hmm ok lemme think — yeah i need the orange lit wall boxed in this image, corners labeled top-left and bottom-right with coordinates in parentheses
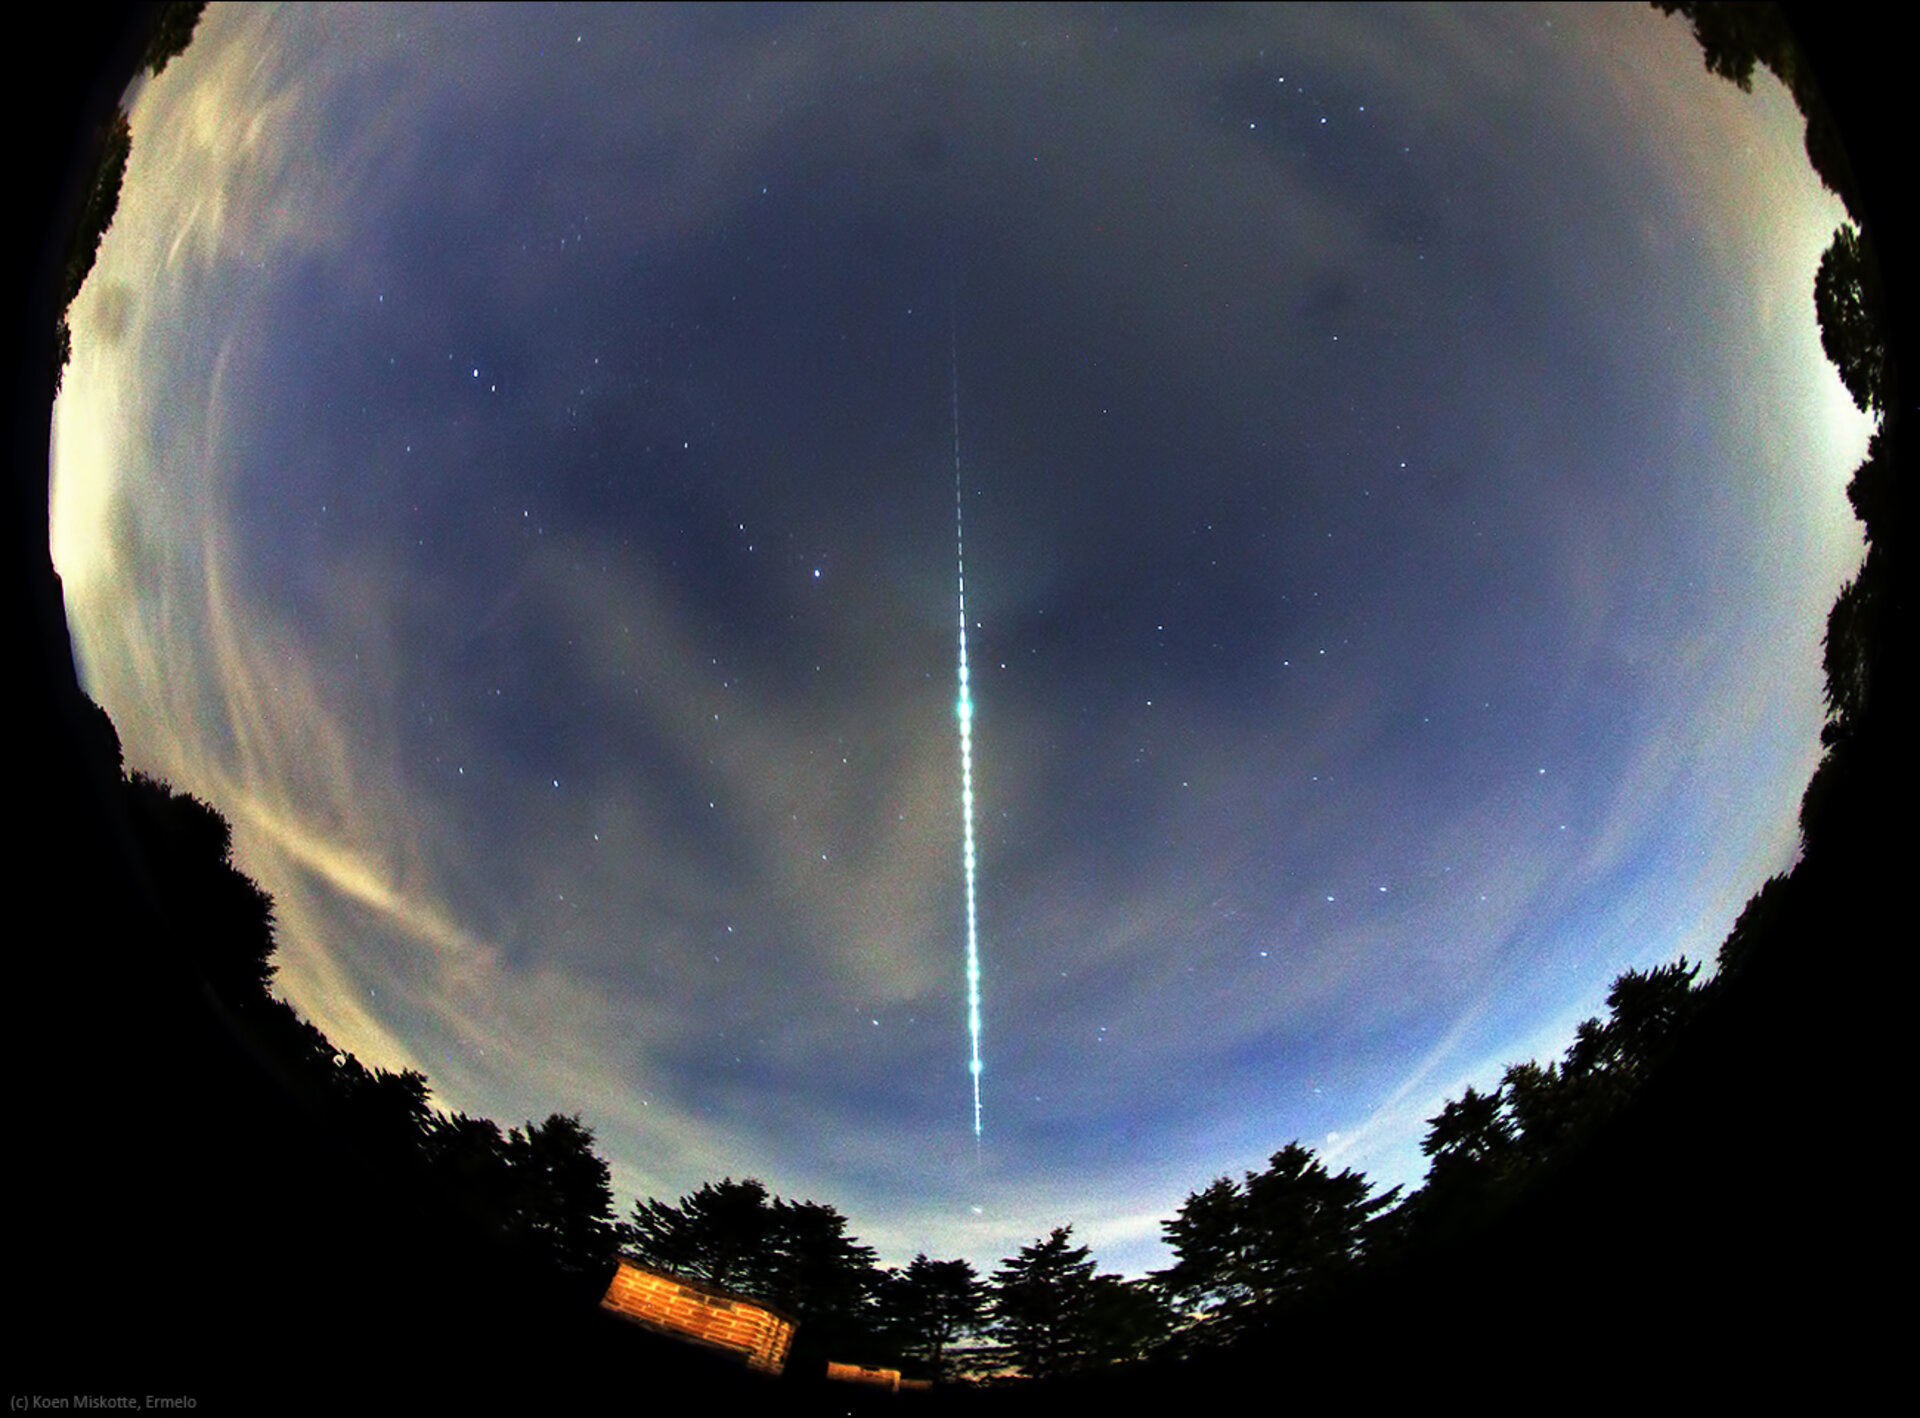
top-left (825, 1361), bottom-right (930, 1392)
top-left (599, 1258), bottom-right (797, 1374)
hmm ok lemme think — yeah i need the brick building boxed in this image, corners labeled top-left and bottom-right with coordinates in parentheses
top-left (598, 1256), bottom-right (798, 1374)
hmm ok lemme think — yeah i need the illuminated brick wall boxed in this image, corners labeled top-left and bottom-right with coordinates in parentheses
top-left (825, 1362), bottom-right (930, 1392)
top-left (598, 1258), bottom-right (797, 1374)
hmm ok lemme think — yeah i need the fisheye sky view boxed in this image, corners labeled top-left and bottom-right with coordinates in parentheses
top-left (51, 3), bottom-right (1867, 1276)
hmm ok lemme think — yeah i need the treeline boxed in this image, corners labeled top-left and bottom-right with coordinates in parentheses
top-left (620, 1181), bottom-right (1161, 1379)
top-left (109, 757), bottom-right (624, 1296)
top-left (29, 695), bottom-right (766, 1407)
top-left (600, 945), bottom-right (1726, 1383)
top-left (48, 1), bottom-right (203, 391)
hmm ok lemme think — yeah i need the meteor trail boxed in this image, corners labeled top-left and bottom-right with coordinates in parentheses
top-left (949, 283), bottom-right (984, 1142)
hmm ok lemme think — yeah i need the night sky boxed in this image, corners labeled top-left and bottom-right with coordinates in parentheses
top-left (52, 3), bottom-right (1868, 1277)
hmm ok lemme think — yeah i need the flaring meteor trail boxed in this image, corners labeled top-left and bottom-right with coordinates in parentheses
top-left (949, 294), bottom-right (984, 1141)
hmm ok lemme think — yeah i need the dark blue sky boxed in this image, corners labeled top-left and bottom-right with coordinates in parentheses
top-left (53, 3), bottom-right (1867, 1275)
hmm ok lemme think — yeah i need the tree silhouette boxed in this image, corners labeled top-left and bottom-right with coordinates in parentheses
top-left (1843, 429), bottom-right (1893, 545)
top-left (1171, 1146), bottom-right (1398, 1312)
top-left (1080, 1273), bottom-right (1174, 1365)
top-left (424, 1109), bottom-right (516, 1233)
top-left (327, 1056), bottom-right (434, 1168)
top-left (119, 772), bottom-right (277, 1002)
top-left (1399, 954), bottom-right (1714, 1254)
top-left (1715, 874), bottom-right (1792, 980)
top-left (1153, 1176), bottom-right (1257, 1327)
top-left (1565, 958), bottom-right (1703, 1086)
top-left (1653, 3), bottom-right (1860, 215)
top-left (52, 110), bottom-right (129, 390)
top-left (621, 1177), bottom-right (886, 1360)
top-left (623, 1177), bottom-right (779, 1292)
top-left (1813, 224), bottom-right (1888, 416)
top-left (1530, 963), bottom-right (1699, 1155)
top-left (760, 1196), bottom-right (883, 1361)
top-left (48, 6), bottom-right (206, 389)
top-left (1653, 1), bottom-right (1800, 93)
top-left (878, 1255), bottom-right (985, 1381)
top-left (1499, 1057), bottom-right (1588, 1167)
top-left (1421, 1083), bottom-right (1517, 1192)
top-left (139, 2), bottom-right (206, 79)
top-left (1153, 1142), bottom-right (1397, 1347)
top-left (1397, 1078), bottom-right (1536, 1243)
top-left (502, 1113), bottom-right (620, 1287)
top-left (1821, 557), bottom-right (1885, 744)
top-left (987, 1226), bottom-right (1111, 1378)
